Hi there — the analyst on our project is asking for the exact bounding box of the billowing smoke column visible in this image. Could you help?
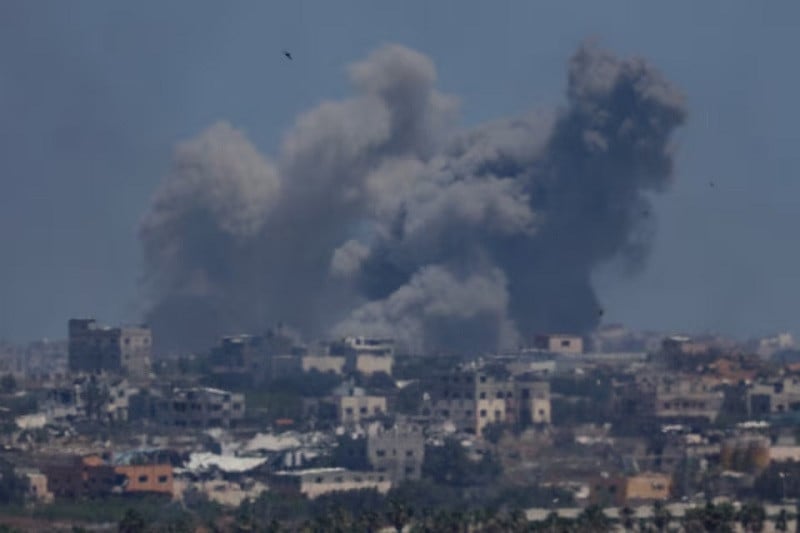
[140,42,686,354]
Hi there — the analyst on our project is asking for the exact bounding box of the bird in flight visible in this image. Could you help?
[283,50,293,61]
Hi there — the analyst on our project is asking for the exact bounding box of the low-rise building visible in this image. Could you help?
[334,385,387,425]
[748,378,800,417]
[366,423,425,482]
[533,334,584,355]
[156,387,245,429]
[302,355,346,375]
[330,337,395,376]
[269,468,392,499]
[591,472,671,507]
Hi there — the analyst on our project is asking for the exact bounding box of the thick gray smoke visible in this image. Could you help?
[140,42,686,354]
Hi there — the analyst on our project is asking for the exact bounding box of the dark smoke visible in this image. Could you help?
[140,42,686,354]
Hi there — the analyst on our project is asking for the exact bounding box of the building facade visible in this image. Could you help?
[68,319,151,379]
[424,368,551,436]
[156,387,245,429]
[269,468,392,499]
[366,423,425,482]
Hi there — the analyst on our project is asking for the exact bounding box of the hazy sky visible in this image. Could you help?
[1,1,799,343]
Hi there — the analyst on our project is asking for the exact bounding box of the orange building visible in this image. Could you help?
[114,463,173,495]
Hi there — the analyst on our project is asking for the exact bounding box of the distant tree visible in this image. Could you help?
[775,508,788,532]
[386,499,412,533]
[422,439,501,487]
[652,500,672,532]
[0,459,27,505]
[118,509,147,533]
[683,502,735,533]
[362,372,396,391]
[577,504,610,532]
[619,505,636,531]
[0,374,15,394]
[481,422,511,445]
[738,501,766,532]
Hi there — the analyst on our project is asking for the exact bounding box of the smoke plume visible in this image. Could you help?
[140,42,686,354]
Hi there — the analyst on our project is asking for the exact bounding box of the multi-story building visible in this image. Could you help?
[748,377,800,417]
[424,368,551,436]
[366,423,425,482]
[333,384,387,425]
[155,387,245,429]
[652,375,725,423]
[68,319,151,379]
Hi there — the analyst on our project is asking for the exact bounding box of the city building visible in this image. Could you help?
[68,319,151,379]
[366,423,425,482]
[424,368,551,436]
[269,468,392,499]
[533,334,584,355]
[748,377,800,417]
[653,375,725,423]
[330,337,395,376]
[333,384,387,425]
[156,387,245,429]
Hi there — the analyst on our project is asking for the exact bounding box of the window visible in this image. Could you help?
[522,389,530,399]
[496,392,503,399]
[334,477,344,483]
[315,477,323,483]
[345,407,354,415]
[479,392,486,399]
[232,403,241,410]
[138,475,148,483]
[158,475,168,484]
[377,449,386,457]
[441,409,450,417]
[480,410,487,417]
[561,340,571,347]
[479,376,486,383]
[405,467,414,475]
[360,407,368,414]
[406,450,414,457]
[494,410,501,420]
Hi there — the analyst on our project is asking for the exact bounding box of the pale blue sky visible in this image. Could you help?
[1,1,799,342]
